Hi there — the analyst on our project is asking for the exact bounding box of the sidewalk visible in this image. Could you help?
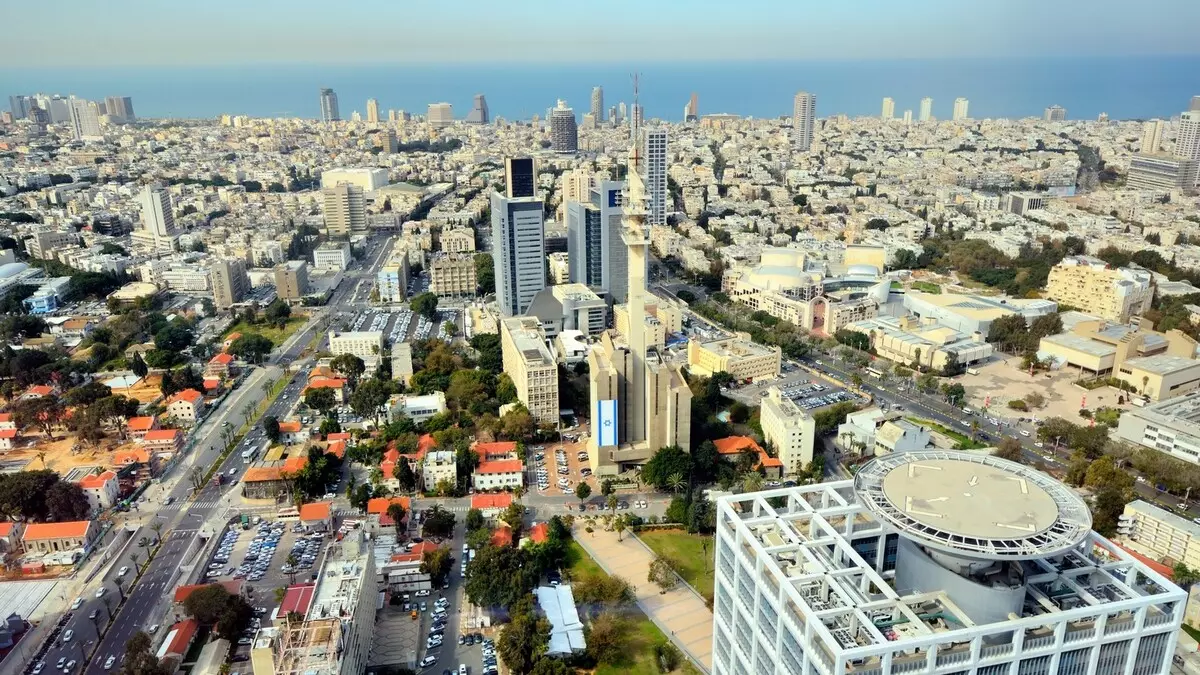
[574,527,713,673]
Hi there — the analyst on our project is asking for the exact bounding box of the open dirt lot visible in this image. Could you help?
[957,355,1132,422]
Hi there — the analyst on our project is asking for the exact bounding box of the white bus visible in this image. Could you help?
[865,367,884,380]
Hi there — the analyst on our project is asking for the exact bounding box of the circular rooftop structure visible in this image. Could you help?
[0,262,30,279]
[853,450,1092,560]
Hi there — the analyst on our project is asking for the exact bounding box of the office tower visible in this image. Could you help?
[903,110,913,125]
[104,96,135,122]
[1098,112,1109,122]
[139,185,176,238]
[67,97,103,141]
[1141,119,1166,153]
[427,102,453,129]
[566,180,628,302]
[351,111,362,122]
[684,92,698,122]
[466,94,489,124]
[36,95,70,123]
[591,86,604,122]
[504,157,536,199]
[322,183,367,237]
[1190,96,1200,112]
[643,129,668,226]
[918,97,933,121]
[211,258,250,309]
[618,102,627,123]
[319,88,340,122]
[881,97,895,119]
[273,261,309,300]
[491,188,546,316]
[9,95,30,120]
[1177,111,1200,161]
[791,91,816,152]
[550,100,578,153]
[712,452,1184,675]
[608,105,618,124]
[952,97,970,121]
[366,98,379,123]
[1044,104,1066,121]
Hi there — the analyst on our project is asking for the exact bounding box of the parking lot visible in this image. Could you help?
[202,518,329,605]
[774,381,857,411]
[341,307,464,346]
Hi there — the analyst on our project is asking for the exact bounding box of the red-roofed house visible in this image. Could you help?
[470,493,513,519]
[22,521,98,554]
[278,583,317,617]
[472,458,524,491]
[325,440,346,459]
[298,501,333,531]
[0,428,16,452]
[279,420,309,446]
[21,384,57,401]
[140,428,183,454]
[524,522,550,546]
[125,416,158,440]
[203,377,222,394]
[172,580,246,605]
[326,432,352,445]
[204,352,236,379]
[164,389,206,425]
[367,497,411,531]
[113,448,151,468]
[75,470,119,512]
[156,619,199,663]
[713,436,783,479]
[491,525,513,548]
[282,455,307,475]
[0,413,15,431]
[0,522,23,552]
[474,441,518,461]
[304,378,347,403]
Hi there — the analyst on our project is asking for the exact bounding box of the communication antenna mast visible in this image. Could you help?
[630,72,640,144]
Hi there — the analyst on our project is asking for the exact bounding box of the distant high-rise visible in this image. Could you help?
[643,129,668,226]
[1141,119,1166,154]
[791,91,816,151]
[1098,112,1109,122]
[322,183,367,237]
[631,104,644,132]
[505,157,536,199]
[67,97,103,141]
[492,179,546,316]
[952,97,970,121]
[903,110,913,125]
[1177,112,1200,163]
[36,95,70,123]
[104,96,135,122]
[608,105,618,124]
[684,92,698,122]
[466,94,489,124]
[319,88,340,122]
[618,102,628,123]
[366,98,380,123]
[139,185,176,238]
[1190,96,1200,112]
[211,258,250,309]
[9,95,31,120]
[881,97,895,120]
[427,102,453,129]
[591,87,604,122]
[1044,105,1067,121]
[918,97,933,122]
[550,100,578,153]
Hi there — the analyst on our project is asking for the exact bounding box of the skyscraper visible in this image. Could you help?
[319,88,340,122]
[566,180,628,302]
[139,185,176,238]
[1044,105,1067,121]
[211,258,250,309]
[504,157,536,199]
[608,106,618,125]
[427,102,453,129]
[492,160,546,316]
[643,129,668,226]
[903,110,913,125]
[1190,96,1200,112]
[684,92,698,122]
[322,183,366,237]
[550,100,578,153]
[591,86,604,122]
[881,97,895,120]
[8,95,30,120]
[791,91,816,151]
[104,96,135,122]
[68,97,103,141]
[1141,119,1166,154]
[366,98,379,123]
[952,97,970,121]
[918,97,933,121]
[618,102,627,123]
[1176,112,1200,161]
[466,94,489,124]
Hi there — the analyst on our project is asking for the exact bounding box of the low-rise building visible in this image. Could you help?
[204,352,236,379]
[313,241,353,271]
[278,420,310,446]
[904,291,1057,338]
[422,450,457,490]
[1115,391,1200,464]
[525,283,607,338]
[273,260,310,301]
[75,470,119,513]
[440,228,477,254]
[472,458,524,491]
[298,501,333,532]
[164,389,205,425]
[687,332,781,382]
[328,331,384,361]
[872,419,933,455]
[386,392,447,424]
[470,492,513,520]
[139,428,184,454]
[759,387,816,475]
[21,520,98,554]
[428,252,477,297]
[712,436,784,479]
[1038,320,1199,396]
[844,315,993,372]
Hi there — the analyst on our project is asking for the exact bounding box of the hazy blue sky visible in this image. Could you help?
[5,0,1199,67]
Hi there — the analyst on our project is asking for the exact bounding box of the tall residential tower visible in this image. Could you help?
[792,91,816,151]
[590,86,604,122]
[319,88,340,122]
[918,97,933,121]
[881,97,895,120]
[952,97,970,121]
[550,100,578,153]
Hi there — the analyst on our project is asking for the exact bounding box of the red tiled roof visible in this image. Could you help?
[209,353,234,365]
[326,441,346,459]
[305,378,346,392]
[475,459,523,475]
[528,522,549,544]
[491,525,513,547]
[161,618,199,658]
[282,456,308,474]
[113,448,151,465]
[0,523,16,537]
[243,466,284,482]
[165,388,203,405]
[470,493,512,510]
[76,471,116,489]
[0,413,12,423]
[279,583,316,615]
[367,497,411,515]
[298,501,332,522]
[173,580,245,603]
[203,378,221,391]
[142,429,179,442]
[712,436,763,455]
[126,416,156,432]
[0,429,16,439]
[23,521,92,541]
[278,420,303,433]
[27,385,54,396]
[474,441,517,458]
[326,432,351,442]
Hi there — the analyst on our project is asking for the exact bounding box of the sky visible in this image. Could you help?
[4,0,1199,67]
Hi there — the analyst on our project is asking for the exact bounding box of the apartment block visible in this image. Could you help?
[500,316,559,425]
[376,254,411,303]
[1115,391,1200,464]
[428,253,477,297]
[687,332,781,382]
[322,183,367,237]
[1045,256,1153,324]
[759,387,816,475]
[210,258,250,309]
[328,331,384,360]
[440,228,477,254]
[273,261,309,301]
[313,241,352,271]
[1118,499,1200,570]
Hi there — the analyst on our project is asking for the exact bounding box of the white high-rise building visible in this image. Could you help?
[492,161,546,315]
[319,88,340,122]
[881,97,895,120]
[428,102,453,129]
[366,98,379,123]
[902,110,913,125]
[1044,105,1067,121]
[918,97,933,121]
[643,129,668,226]
[712,452,1184,675]
[67,97,102,141]
[591,86,604,122]
[139,185,176,238]
[1141,119,1166,154]
[791,91,816,152]
[1177,111,1200,161]
[952,97,970,121]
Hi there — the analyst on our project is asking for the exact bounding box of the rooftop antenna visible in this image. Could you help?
[630,72,640,144]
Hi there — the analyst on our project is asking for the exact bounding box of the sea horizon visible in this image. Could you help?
[2,55,1198,123]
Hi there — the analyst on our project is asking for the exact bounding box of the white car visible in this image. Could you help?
[70,597,84,610]
[415,589,430,597]
[95,587,107,598]
[1018,430,1031,437]
[118,566,130,577]
[104,656,116,670]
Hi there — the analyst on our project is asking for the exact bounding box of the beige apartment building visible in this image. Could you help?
[1118,499,1200,569]
[273,260,309,301]
[440,228,476,254]
[322,183,366,237]
[759,387,816,475]
[1045,256,1153,323]
[687,332,781,382]
[500,317,559,425]
[429,253,477,297]
[210,258,250,308]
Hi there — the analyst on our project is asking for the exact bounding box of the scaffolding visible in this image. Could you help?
[274,614,341,675]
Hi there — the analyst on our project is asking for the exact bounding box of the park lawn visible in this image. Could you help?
[637,529,715,604]
[906,416,987,450]
[222,317,306,347]
[912,281,942,294]
[1184,623,1200,643]
[566,542,699,675]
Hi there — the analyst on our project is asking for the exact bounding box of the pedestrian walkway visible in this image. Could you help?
[574,527,713,673]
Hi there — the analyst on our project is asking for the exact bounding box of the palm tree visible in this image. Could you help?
[606,494,618,515]
[666,472,686,495]
[969,420,980,441]
[742,473,764,493]
[36,451,47,469]
[286,554,298,584]
[613,514,627,542]
[1142,375,1150,396]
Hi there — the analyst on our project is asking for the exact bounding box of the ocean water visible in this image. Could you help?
[2,56,1197,122]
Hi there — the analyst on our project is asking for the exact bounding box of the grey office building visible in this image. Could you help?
[492,193,546,316]
[504,157,536,199]
[319,88,340,122]
[566,180,628,302]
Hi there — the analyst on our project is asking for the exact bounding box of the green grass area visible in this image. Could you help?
[912,281,942,294]
[906,416,988,450]
[566,541,700,675]
[637,529,715,604]
[222,317,306,347]
[1183,623,1200,643]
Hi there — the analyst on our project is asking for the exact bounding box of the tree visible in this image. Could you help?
[466,507,485,532]
[305,387,338,417]
[46,481,91,521]
[330,354,366,385]
[263,298,292,328]
[350,378,390,426]
[575,482,592,505]
[1173,562,1200,587]
[443,320,458,338]
[992,437,1024,463]
[394,459,418,492]
[410,292,439,320]
[648,555,679,593]
[422,504,457,538]
[466,545,536,610]
[13,395,64,439]
[263,416,281,443]
[587,612,631,665]
[499,407,536,441]
[182,584,253,640]
[941,383,966,406]
[64,381,113,406]
[1025,392,1046,409]
[606,493,619,515]
[420,546,453,585]
[497,596,550,674]
[130,351,148,378]
[387,502,407,537]
[228,333,273,364]
[641,446,692,491]
[153,324,194,353]
[121,630,173,675]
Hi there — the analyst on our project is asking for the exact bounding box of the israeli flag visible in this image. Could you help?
[597,399,618,447]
